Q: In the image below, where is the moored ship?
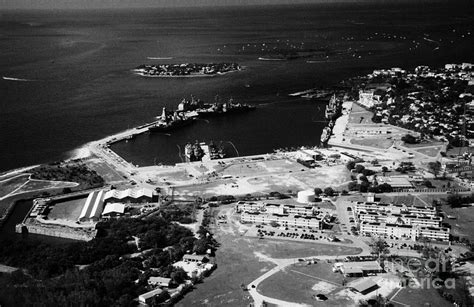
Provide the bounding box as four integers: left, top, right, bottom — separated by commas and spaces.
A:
184, 140, 226, 162
325, 94, 337, 119
197, 96, 256, 117
148, 107, 195, 132
320, 126, 331, 145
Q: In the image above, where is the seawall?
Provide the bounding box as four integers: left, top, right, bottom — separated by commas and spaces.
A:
16, 223, 96, 241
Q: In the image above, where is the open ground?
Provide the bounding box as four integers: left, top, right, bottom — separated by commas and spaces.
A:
177, 205, 364, 307
48, 196, 88, 221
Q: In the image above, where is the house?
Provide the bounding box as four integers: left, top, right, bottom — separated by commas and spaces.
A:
377, 176, 413, 189
138, 288, 169, 306
148, 276, 171, 288
173, 255, 215, 279
101, 203, 125, 219
183, 254, 208, 263
350, 278, 379, 295
339, 261, 383, 277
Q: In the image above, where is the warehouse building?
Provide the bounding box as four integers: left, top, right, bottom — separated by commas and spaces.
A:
78, 190, 105, 222
104, 188, 153, 204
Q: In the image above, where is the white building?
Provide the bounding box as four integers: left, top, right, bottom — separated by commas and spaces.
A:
101, 203, 125, 219
360, 222, 449, 241
358, 89, 382, 109
235, 201, 262, 213
236, 202, 315, 216
357, 212, 441, 227
138, 288, 167, 305
148, 276, 171, 288
297, 190, 316, 203
377, 176, 413, 189
353, 202, 436, 216
241, 212, 320, 228
104, 188, 153, 204
78, 190, 105, 222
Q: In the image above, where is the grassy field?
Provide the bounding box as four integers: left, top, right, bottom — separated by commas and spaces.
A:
378, 194, 436, 207
446, 146, 474, 157
15, 179, 77, 194
176, 234, 274, 307
402, 140, 445, 148
390, 286, 452, 307
258, 263, 354, 306
48, 197, 87, 221
441, 205, 474, 238
0, 174, 30, 198
415, 146, 443, 157
351, 137, 394, 149
177, 203, 361, 307
252, 239, 361, 259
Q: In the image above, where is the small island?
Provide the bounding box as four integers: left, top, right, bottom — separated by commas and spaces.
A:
133, 62, 241, 77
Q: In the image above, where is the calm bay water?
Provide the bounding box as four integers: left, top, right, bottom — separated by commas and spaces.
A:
1, 2, 473, 171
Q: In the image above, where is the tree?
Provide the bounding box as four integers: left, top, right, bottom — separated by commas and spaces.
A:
348, 181, 359, 191
324, 187, 335, 197
355, 164, 365, 173
401, 134, 419, 144
362, 169, 375, 176
423, 180, 433, 188
269, 221, 280, 227
170, 268, 188, 285
381, 166, 389, 176
314, 188, 323, 196
359, 181, 370, 193
346, 161, 356, 170
378, 183, 393, 193
368, 186, 380, 193
428, 161, 442, 178
371, 237, 390, 260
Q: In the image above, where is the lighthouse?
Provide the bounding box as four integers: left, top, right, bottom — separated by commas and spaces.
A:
161, 107, 167, 122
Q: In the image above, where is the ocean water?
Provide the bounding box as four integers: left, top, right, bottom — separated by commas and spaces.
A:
1, 2, 473, 171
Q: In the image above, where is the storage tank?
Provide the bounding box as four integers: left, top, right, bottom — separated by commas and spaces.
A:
297, 190, 315, 203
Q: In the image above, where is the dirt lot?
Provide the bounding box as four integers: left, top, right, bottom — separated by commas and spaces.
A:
348, 104, 375, 125
173, 162, 350, 197
85, 156, 126, 183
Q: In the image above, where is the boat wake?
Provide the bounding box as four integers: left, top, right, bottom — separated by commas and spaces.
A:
258, 57, 285, 61
3, 76, 34, 82
147, 57, 173, 60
